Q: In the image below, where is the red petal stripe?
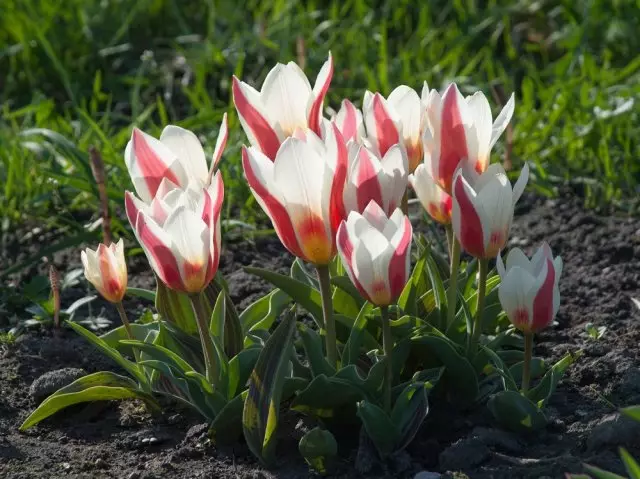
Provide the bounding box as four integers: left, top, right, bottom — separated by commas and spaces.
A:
354, 147, 383, 213
232, 77, 281, 161
132, 129, 182, 198
308, 57, 334, 136
328, 124, 348, 240
136, 214, 185, 291
387, 216, 413, 302
437, 88, 469, 193
453, 176, 485, 258
336, 223, 370, 302
339, 100, 358, 142
372, 94, 400, 157
531, 258, 556, 332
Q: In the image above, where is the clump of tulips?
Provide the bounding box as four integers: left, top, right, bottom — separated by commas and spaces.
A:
21, 53, 579, 473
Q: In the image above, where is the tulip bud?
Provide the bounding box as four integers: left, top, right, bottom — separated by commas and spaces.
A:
408, 163, 452, 224
452, 163, 529, 259
337, 202, 412, 306
81, 239, 128, 303
497, 243, 562, 333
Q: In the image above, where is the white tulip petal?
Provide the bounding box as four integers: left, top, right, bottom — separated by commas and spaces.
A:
160, 125, 208, 184
489, 93, 515, 150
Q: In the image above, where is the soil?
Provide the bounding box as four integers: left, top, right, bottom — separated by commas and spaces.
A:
2, 191, 640, 479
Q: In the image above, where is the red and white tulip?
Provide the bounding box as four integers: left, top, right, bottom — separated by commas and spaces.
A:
124, 173, 224, 294
124, 116, 228, 203
333, 99, 365, 144
232, 54, 333, 161
496, 243, 562, 333
452, 163, 529, 259
363, 85, 424, 173
422, 83, 514, 193
242, 122, 347, 265
343, 142, 408, 217
337, 202, 412, 306
409, 164, 452, 225
81, 239, 128, 303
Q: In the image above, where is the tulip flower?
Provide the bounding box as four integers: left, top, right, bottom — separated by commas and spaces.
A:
452, 162, 529, 260
334, 99, 365, 144
124, 116, 228, 203
336, 202, 412, 307
343, 142, 408, 217
422, 83, 514, 194
496, 243, 562, 335
233, 54, 333, 161
124, 173, 224, 294
81, 239, 128, 304
496, 242, 562, 392
409, 164, 452, 225
363, 85, 424, 173
242, 122, 347, 266
336, 201, 412, 412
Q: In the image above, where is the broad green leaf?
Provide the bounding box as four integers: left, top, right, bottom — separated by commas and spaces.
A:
398, 256, 426, 316
243, 311, 297, 465
343, 302, 374, 366
240, 289, 291, 335
481, 346, 518, 392
508, 358, 546, 383
622, 405, 640, 422
411, 334, 479, 403
298, 323, 336, 378
67, 321, 146, 384
291, 374, 363, 419
391, 382, 429, 451
100, 322, 158, 351
487, 390, 547, 433
153, 321, 206, 374
228, 347, 261, 398
291, 258, 319, 288
621, 448, 640, 479
20, 372, 156, 430
155, 280, 198, 334
245, 266, 323, 328
424, 252, 447, 321
210, 277, 244, 359
121, 339, 194, 374
299, 427, 338, 474
583, 464, 627, 479
331, 276, 365, 309
210, 391, 248, 446
357, 401, 398, 458
209, 290, 226, 343
126, 287, 156, 302
527, 351, 581, 407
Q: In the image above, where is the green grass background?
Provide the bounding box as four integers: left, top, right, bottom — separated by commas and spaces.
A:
1, 0, 639, 266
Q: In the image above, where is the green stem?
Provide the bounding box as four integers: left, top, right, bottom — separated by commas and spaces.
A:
445, 223, 454, 258
468, 258, 489, 358
316, 265, 338, 369
445, 225, 461, 331
380, 305, 393, 413
522, 332, 533, 394
401, 189, 409, 215
115, 302, 141, 365
189, 292, 218, 386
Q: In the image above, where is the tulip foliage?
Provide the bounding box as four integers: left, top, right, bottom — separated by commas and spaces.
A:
21, 53, 580, 473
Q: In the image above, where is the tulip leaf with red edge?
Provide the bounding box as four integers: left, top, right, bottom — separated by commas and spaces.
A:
391, 382, 429, 452
210, 390, 248, 446
299, 427, 338, 475
487, 390, 547, 432
298, 323, 336, 377
622, 405, 640, 422
527, 351, 581, 407
410, 334, 479, 403
66, 321, 146, 384
243, 310, 297, 465
245, 266, 324, 329
20, 372, 158, 430
240, 289, 291, 336
342, 302, 374, 366
357, 401, 398, 458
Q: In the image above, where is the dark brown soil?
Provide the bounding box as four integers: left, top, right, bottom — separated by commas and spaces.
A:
2, 192, 640, 479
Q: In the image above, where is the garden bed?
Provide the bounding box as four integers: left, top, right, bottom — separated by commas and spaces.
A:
2, 191, 640, 479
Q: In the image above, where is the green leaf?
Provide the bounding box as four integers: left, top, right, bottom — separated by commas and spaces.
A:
209, 277, 245, 359
357, 401, 398, 458
298, 323, 336, 378
424, 252, 447, 320
621, 448, 640, 479
487, 390, 547, 433
299, 427, 338, 475
228, 347, 261, 398
343, 302, 374, 366
527, 351, 581, 407
153, 321, 206, 374
291, 374, 363, 419
582, 464, 627, 479
243, 311, 297, 465
20, 372, 156, 430
126, 287, 156, 302
209, 290, 226, 341
240, 289, 291, 335
481, 346, 518, 392
391, 382, 429, 452
210, 391, 248, 446
622, 405, 640, 422
398, 256, 426, 316
155, 280, 198, 335
100, 322, 158, 352
331, 276, 365, 309
67, 321, 146, 384
508, 358, 546, 383
245, 266, 323, 329
411, 334, 479, 403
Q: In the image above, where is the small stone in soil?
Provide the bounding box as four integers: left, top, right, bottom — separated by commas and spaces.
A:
439, 437, 490, 471
414, 472, 441, 479
29, 368, 86, 403
94, 458, 107, 468
587, 412, 640, 451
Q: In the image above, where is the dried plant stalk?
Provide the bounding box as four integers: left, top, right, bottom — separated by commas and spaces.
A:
49, 264, 61, 330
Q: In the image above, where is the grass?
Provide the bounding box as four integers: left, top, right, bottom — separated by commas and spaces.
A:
1, 0, 639, 274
